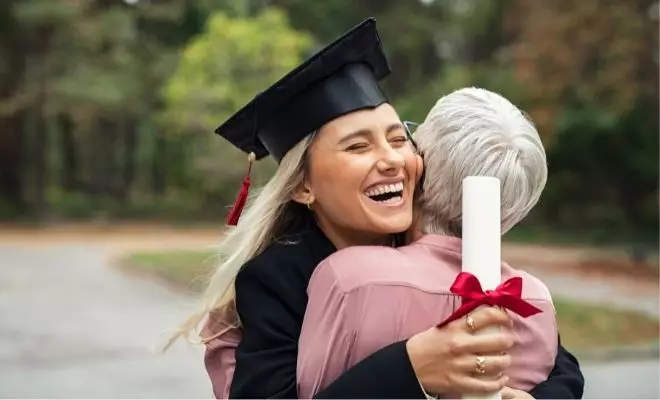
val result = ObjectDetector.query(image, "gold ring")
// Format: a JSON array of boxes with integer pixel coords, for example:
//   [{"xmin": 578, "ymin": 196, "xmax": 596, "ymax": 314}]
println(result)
[
  {"xmin": 475, "ymin": 355, "xmax": 487, "ymax": 375},
  {"xmin": 465, "ymin": 314, "xmax": 476, "ymax": 333}
]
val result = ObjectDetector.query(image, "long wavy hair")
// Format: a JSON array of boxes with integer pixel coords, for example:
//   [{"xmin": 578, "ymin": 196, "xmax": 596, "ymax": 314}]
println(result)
[{"xmin": 163, "ymin": 134, "xmax": 316, "ymax": 350}]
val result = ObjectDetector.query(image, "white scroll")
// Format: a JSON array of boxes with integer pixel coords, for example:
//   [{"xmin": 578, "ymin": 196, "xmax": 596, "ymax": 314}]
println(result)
[{"xmin": 461, "ymin": 176, "xmax": 502, "ymax": 400}]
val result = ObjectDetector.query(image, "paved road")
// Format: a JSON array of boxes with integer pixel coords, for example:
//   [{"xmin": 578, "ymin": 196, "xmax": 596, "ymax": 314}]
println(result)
[
  {"xmin": 0, "ymin": 243, "xmax": 658, "ymax": 398},
  {"xmin": 0, "ymin": 244, "xmax": 210, "ymax": 398},
  {"xmin": 582, "ymin": 359, "xmax": 659, "ymax": 399}
]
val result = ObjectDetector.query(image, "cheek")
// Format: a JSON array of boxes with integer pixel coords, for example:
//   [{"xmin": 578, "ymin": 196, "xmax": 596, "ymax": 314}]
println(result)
[
  {"xmin": 400, "ymin": 148, "xmax": 421, "ymax": 183},
  {"xmin": 312, "ymin": 158, "xmax": 362, "ymax": 199},
  {"xmin": 309, "ymin": 157, "xmax": 369, "ymax": 211}
]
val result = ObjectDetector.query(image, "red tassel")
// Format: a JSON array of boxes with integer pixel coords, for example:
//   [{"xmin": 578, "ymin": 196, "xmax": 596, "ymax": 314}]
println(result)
[{"xmin": 226, "ymin": 152, "xmax": 255, "ymax": 226}]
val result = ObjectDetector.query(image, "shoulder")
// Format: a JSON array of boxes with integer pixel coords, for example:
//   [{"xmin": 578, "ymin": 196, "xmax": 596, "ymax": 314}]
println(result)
[
  {"xmin": 233, "ymin": 239, "xmax": 317, "ymax": 325},
  {"xmin": 507, "ymin": 266, "xmax": 554, "ymax": 305},
  {"xmin": 237, "ymin": 240, "xmax": 302, "ymax": 280},
  {"xmin": 313, "ymin": 245, "xmax": 407, "ymax": 292},
  {"xmin": 327, "ymin": 245, "xmax": 402, "ymax": 266},
  {"xmin": 236, "ymin": 227, "xmax": 335, "ymax": 294},
  {"xmin": 236, "ymin": 242, "xmax": 307, "ymax": 295}
]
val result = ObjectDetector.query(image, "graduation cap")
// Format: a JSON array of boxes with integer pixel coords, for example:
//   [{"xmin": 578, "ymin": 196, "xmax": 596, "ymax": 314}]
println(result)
[{"xmin": 216, "ymin": 17, "xmax": 392, "ymax": 225}]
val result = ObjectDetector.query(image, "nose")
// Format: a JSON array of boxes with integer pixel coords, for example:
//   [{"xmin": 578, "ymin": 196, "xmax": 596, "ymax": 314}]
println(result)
[{"xmin": 375, "ymin": 144, "xmax": 405, "ymax": 174}]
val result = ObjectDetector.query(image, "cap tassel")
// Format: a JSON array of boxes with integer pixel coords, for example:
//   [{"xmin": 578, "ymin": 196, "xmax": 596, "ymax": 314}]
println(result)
[{"xmin": 226, "ymin": 152, "xmax": 256, "ymax": 226}]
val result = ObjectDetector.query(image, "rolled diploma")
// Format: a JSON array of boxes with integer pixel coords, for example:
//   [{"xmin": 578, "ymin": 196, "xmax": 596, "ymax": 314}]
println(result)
[{"xmin": 461, "ymin": 176, "xmax": 502, "ymax": 400}]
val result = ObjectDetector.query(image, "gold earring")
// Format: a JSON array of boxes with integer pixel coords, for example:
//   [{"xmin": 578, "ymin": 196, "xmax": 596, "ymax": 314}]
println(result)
[{"xmin": 306, "ymin": 198, "xmax": 313, "ymax": 210}]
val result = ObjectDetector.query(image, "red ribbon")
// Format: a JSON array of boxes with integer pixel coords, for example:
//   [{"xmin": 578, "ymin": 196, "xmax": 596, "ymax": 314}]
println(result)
[{"xmin": 437, "ymin": 272, "xmax": 543, "ymax": 328}]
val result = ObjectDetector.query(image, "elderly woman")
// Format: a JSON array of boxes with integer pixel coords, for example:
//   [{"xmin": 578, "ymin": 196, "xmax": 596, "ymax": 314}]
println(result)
[
  {"xmin": 297, "ymin": 87, "xmax": 572, "ymax": 399},
  {"xmin": 179, "ymin": 19, "xmax": 584, "ymax": 399}
]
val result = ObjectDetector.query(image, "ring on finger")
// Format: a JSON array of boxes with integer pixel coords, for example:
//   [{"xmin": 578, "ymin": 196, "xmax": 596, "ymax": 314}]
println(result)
[
  {"xmin": 475, "ymin": 355, "xmax": 487, "ymax": 375},
  {"xmin": 465, "ymin": 314, "xmax": 476, "ymax": 333}
]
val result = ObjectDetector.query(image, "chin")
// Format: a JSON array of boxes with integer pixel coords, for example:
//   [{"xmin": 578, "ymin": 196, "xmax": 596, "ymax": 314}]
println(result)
[
  {"xmin": 358, "ymin": 199, "xmax": 413, "ymax": 235},
  {"xmin": 372, "ymin": 216, "xmax": 412, "ymax": 235}
]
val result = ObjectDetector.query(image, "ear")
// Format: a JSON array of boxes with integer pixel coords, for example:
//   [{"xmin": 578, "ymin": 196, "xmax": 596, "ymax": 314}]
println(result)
[{"xmin": 291, "ymin": 182, "xmax": 314, "ymax": 206}]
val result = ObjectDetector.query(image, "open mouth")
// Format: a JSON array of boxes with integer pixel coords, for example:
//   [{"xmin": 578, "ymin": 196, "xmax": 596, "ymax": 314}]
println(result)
[{"xmin": 364, "ymin": 181, "xmax": 404, "ymax": 204}]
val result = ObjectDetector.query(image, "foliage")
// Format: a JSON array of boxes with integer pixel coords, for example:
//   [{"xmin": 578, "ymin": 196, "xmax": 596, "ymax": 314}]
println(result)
[
  {"xmin": 0, "ymin": 0, "xmax": 656, "ymax": 241},
  {"xmin": 502, "ymin": 0, "xmax": 659, "ymax": 234},
  {"xmin": 160, "ymin": 7, "xmax": 311, "ymax": 199},
  {"xmin": 161, "ymin": 8, "xmax": 313, "ymax": 134}
]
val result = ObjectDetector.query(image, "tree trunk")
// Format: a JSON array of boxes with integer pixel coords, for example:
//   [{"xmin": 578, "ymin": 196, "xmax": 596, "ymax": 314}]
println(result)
[
  {"xmin": 0, "ymin": 7, "xmax": 26, "ymax": 215},
  {"xmin": 120, "ymin": 118, "xmax": 138, "ymax": 200},
  {"xmin": 151, "ymin": 133, "xmax": 167, "ymax": 195},
  {"xmin": 59, "ymin": 115, "xmax": 79, "ymax": 191},
  {"xmin": 31, "ymin": 102, "xmax": 47, "ymax": 216},
  {"xmin": 0, "ymin": 112, "xmax": 25, "ymax": 215}
]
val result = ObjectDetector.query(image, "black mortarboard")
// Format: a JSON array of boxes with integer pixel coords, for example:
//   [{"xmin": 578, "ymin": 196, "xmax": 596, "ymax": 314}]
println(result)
[{"xmin": 214, "ymin": 17, "xmax": 391, "ymax": 164}]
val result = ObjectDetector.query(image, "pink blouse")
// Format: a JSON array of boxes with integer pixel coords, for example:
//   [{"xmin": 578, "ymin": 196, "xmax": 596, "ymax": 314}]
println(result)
[{"xmin": 296, "ymin": 235, "xmax": 558, "ymax": 399}]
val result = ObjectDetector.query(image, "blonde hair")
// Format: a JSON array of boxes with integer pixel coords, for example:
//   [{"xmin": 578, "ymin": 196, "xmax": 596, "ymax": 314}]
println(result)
[
  {"xmin": 415, "ymin": 87, "xmax": 547, "ymax": 236},
  {"xmin": 163, "ymin": 134, "xmax": 315, "ymax": 350}
]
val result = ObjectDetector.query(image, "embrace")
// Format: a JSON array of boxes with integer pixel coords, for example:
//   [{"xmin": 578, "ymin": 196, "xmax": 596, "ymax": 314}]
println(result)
[{"xmin": 168, "ymin": 18, "xmax": 584, "ymax": 399}]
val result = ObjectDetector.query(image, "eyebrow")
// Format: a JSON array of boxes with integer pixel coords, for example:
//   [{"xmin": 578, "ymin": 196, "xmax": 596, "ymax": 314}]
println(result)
[
  {"xmin": 386, "ymin": 122, "xmax": 406, "ymax": 134},
  {"xmin": 337, "ymin": 123, "xmax": 406, "ymax": 144}
]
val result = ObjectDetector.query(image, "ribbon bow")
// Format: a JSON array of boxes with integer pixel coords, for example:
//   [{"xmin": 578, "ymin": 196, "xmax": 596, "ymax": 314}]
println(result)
[{"xmin": 437, "ymin": 272, "xmax": 543, "ymax": 328}]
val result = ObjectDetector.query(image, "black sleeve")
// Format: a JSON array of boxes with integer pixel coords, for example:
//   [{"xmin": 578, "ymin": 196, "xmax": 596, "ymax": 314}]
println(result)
[
  {"xmin": 229, "ymin": 259, "xmax": 426, "ymax": 399},
  {"xmin": 529, "ymin": 339, "xmax": 585, "ymax": 399},
  {"xmin": 314, "ymin": 340, "xmax": 425, "ymax": 399}
]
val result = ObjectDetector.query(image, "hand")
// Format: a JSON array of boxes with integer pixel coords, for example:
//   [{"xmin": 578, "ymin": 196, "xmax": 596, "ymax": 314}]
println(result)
[
  {"xmin": 406, "ymin": 306, "xmax": 514, "ymax": 396},
  {"xmin": 502, "ymin": 386, "xmax": 535, "ymax": 399}
]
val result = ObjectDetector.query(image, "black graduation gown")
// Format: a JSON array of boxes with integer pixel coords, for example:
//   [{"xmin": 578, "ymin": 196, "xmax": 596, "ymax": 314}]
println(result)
[{"xmin": 229, "ymin": 223, "xmax": 584, "ymax": 399}]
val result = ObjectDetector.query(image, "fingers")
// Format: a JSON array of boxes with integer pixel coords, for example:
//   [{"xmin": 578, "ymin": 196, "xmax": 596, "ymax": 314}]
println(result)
[
  {"xmin": 465, "ymin": 307, "xmax": 512, "ymax": 332},
  {"xmin": 453, "ymin": 374, "xmax": 509, "ymax": 395},
  {"xmin": 455, "ymin": 354, "xmax": 512, "ymax": 375},
  {"xmin": 501, "ymin": 386, "xmax": 516, "ymax": 399},
  {"xmin": 449, "ymin": 331, "xmax": 515, "ymax": 355}
]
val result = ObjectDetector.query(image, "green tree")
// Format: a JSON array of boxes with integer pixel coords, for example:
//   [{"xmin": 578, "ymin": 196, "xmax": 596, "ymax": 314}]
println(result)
[
  {"xmin": 506, "ymin": 0, "xmax": 659, "ymax": 236},
  {"xmin": 160, "ymin": 7, "xmax": 313, "ymax": 200}
]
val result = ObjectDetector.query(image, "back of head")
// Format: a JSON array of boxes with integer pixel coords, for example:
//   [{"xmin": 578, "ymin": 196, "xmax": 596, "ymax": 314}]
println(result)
[{"xmin": 415, "ymin": 87, "xmax": 547, "ymax": 236}]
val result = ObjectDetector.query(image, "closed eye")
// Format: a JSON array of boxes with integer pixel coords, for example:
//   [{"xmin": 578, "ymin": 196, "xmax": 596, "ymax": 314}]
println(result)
[
  {"xmin": 390, "ymin": 136, "xmax": 409, "ymax": 146},
  {"xmin": 345, "ymin": 143, "xmax": 369, "ymax": 151}
]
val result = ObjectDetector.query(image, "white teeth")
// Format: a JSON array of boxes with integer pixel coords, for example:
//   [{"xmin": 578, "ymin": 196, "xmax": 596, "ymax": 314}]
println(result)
[
  {"xmin": 364, "ymin": 182, "xmax": 404, "ymax": 198},
  {"xmin": 380, "ymin": 195, "xmax": 402, "ymax": 204}
]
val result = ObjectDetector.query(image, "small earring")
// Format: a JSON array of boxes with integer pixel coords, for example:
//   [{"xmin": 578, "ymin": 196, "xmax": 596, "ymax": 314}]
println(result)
[{"xmin": 306, "ymin": 198, "xmax": 313, "ymax": 210}]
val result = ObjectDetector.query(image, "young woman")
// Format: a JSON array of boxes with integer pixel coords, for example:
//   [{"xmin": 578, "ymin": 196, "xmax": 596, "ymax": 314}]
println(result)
[{"xmin": 176, "ymin": 18, "xmax": 583, "ymax": 399}]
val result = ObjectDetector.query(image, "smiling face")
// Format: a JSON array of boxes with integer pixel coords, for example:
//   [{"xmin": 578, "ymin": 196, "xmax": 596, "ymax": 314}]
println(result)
[{"xmin": 294, "ymin": 103, "xmax": 420, "ymax": 248}]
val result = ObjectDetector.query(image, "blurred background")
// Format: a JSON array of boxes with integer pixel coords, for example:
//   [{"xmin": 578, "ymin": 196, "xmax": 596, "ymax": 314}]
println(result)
[{"xmin": 0, "ymin": 0, "xmax": 658, "ymax": 398}]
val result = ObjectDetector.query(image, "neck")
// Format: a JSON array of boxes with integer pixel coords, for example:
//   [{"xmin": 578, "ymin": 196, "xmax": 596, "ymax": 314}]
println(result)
[
  {"xmin": 405, "ymin": 205, "xmax": 427, "ymax": 244},
  {"xmin": 406, "ymin": 217, "xmax": 425, "ymax": 244},
  {"xmin": 316, "ymin": 218, "xmax": 389, "ymax": 250}
]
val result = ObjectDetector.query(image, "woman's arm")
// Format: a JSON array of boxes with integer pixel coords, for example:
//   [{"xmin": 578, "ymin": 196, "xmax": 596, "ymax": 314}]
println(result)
[
  {"xmin": 528, "ymin": 339, "xmax": 584, "ymax": 399},
  {"xmin": 229, "ymin": 257, "xmax": 426, "ymax": 399},
  {"xmin": 202, "ymin": 309, "xmax": 241, "ymax": 399}
]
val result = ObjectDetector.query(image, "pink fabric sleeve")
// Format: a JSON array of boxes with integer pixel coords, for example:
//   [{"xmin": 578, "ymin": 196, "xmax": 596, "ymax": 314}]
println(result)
[
  {"xmin": 202, "ymin": 309, "xmax": 242, "ymax": 399},
  {"xmin": 297, "ymin": 261, "xmax": 355, "ymax": 399}
]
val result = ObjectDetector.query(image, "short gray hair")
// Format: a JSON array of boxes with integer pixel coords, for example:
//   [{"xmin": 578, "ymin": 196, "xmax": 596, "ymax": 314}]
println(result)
[{"xmin": 415, "ymin": 87, "xmax": 547, "ymax": 236}]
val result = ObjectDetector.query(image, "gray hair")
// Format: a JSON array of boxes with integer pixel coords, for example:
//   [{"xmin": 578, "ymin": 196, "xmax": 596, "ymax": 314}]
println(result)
[{"xmin": 415, "ymin": 87, "xmax": 547, "ymax": 236}]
